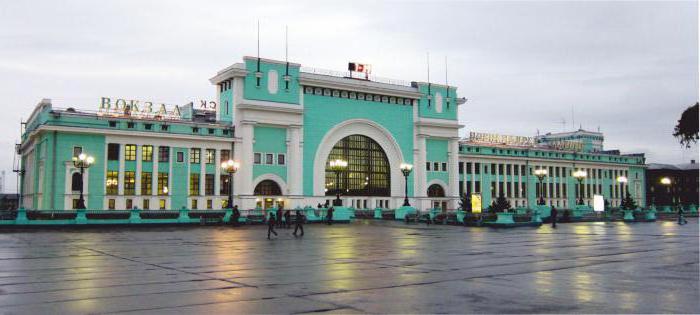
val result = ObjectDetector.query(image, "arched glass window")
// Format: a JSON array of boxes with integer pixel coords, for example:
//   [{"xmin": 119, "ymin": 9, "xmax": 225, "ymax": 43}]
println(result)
[
  {"xmin": 254, "ymin": 180, "xmax": 282, "ymax": 196},
  {"xmin": 325, "ymin": 134, "xmax": 390, "ymax": 196},
  {"xmin": 427, "ymin": 184, "xmax": 445, "ymax": 197},
  {"xmin": 71, "ymin": 172, "xmax": 82, "ymax": 191}
]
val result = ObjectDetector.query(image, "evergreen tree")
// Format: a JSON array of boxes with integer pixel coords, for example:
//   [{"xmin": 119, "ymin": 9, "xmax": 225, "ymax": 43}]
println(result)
[
  {"xmin": 620, "ymin": 191, "xmax": 638, "ymax": 210},
  {"xmin": 459, "ymin": 193, "xmax": 472, "ymax": 212},
  {"xmin": 493, "ymin": 192, "xmax": 512, "ymax": 212},
  {"xmin": 673, "ymin": 102, "xmax": 699, "ymax": 148}
]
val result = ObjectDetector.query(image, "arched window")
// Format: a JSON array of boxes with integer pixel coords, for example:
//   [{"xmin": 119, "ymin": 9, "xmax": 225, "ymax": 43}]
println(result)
[
  {"xmin": 427, "ymin": 184, "xmax": 445, "ymax": 197},
  {"xmin": 254, "ymin": 180, "xmax": 282, "ymax": 196},
  {"xmin": 325, "ymin": 134, "xmax": 390, "ymax": 196},
  {"xmin": 71, "ymin": 172, "xmax": 83, "ymax": 191}
]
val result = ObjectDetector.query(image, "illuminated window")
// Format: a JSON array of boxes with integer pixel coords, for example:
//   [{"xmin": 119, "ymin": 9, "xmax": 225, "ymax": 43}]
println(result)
[
  {"xmin": 205, "ymin": 174, "xmax": 215, "ymax": 195},
  {"xmin": 106, "ymin": 171, "xmax": 118, "ymax": 195},
  {"xmin": 159, "ymin": 199, "xmax": 166, "ymax": 210},
  {"xmin": 143, "ymin": 199, "xmax": 150, "ymax": 210},
  {"xmin": 125, "ymin": 144, "xmax": 136, "ymax": 161},
  {"xmin": 191, "ymin": 199, "xmax": 198, "ymax": 209},
  {"xmin": 158, "ymin": 173, "xmax": 168, "ymax": 195},
  {"xmin": 126, "ymin": 199, "xmax": 133, "ymax": 209},
  {"xmin": 189, "ymin": 173, "xmax": 200, "ymax": 196},
  {"xmin": 206, "ymin": 199, "xmax": 213, "ymax": 209},
  {"xmin": 220, "ymin": 174, "xmax": 230, "ymax": 195},
  {"xmin": 324, "ymin": 134, "xmax": 390, "ymax": 197},
  {"xmin": 220, "ymin": 150, "xmax": 230, "ymax": 163},
  {"xmin": 124, "ymin": 171, "xmax": 135, "ymax": 195},
  {"xmin": 142, "ymin": 145, "xmax": 153, "ymax": 162},
  {"xmin": 254, "ymin": 180, "xmax": 282, "ymax": 195},
  {"xmin": 190, "ymin": 148, "xmax": 200, "ymax": 164},
  {"xmin": 206, "ymin": 149, "xmax": 215, "ymax": 164},
  {"xmin": 141, "ymin": 172, "xmax": 152, "ymax": 195},
  {"xmin": 108, "ymin": 199, "xmax": 116, "ymax": 210}
]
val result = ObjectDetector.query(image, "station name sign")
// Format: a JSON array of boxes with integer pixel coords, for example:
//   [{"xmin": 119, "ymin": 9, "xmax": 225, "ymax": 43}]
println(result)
[
  {"xmin": 547, "ymin": 140, "xmax": 584, "ymax": 152},
  {"xmin": 469, "ymin": 132, "xmax": 534, "ymax": 146},
  {"xmin": 98, "ymin": 97, "xmax": 217, "ymax": 120}
]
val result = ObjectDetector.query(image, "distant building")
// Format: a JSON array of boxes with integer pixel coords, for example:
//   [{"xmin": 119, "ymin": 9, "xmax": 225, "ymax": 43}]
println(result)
[
  {"xmin": 646, "ymin": 160, "xmax": 699, "ymax": 207},
  {"xmin": 0, "ymin": 193, "xmax": 19, "ymax": 210}
]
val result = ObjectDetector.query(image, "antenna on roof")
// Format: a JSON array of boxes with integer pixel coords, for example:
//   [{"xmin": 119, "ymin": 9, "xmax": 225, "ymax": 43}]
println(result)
[
  {"xmin": 427, "ymin": 52, "xmax": 431, "ymax": 108},
  {"xmin": 571, "ymin": 105, "xmax": 575, "ymax": 131},
  {"xmin": 445, "ymin": 56, "xmax": 450, "ymax": 108},
  {"xmin": 255, "ymin": 20, "xmax": 261, "ymax": 86},
  {"xmin": 284, "ymin": 25, "xmax": 290, "ymax": 90}
]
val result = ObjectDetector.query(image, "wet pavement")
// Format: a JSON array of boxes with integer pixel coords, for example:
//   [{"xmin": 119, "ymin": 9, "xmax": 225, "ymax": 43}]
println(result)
[{"xmin": 0, "ymin": 219, "xmax": 698, "ymax": 314}]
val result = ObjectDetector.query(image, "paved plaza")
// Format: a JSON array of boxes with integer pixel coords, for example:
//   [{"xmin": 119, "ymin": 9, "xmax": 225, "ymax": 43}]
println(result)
[{"xmin": 0, "ymin": 220, "xmax": 698, "ymax": 314}]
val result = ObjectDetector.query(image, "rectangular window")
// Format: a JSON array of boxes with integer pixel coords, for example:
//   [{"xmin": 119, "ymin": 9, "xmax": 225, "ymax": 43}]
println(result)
[
  {"xmin": 491, "ymin": 182, "xmax": 496, "ymax": 197},
  {"xmin": 475, "ymin": 163, "xmax": 481, "ymax": 175},
  {"xmin": 73, "ymin": 146, "xmax": 83, "ymax": 158},
  {"xmin": 426, "ymin": 162, "xmax": 430, "ymax": 171},
  {"xmin": 475, "ymin": 181, "xmax": 481, "ymax": 193},
  {"xmin": 143, "ymin": 199, "xmax": 150, "ymax": 210},
  {"xmin": 126, "ymin": 199, "xmax": 133, "ymax": 209},
  {"xmin": 108, "ymin": 199, "xmax": 116, "ymax": 210},
  {"xmin": 208, "ymin": 128, "xmax": 215, "ymax": 135},
  {"xmin": 277, "ymin": 154, "xmax": 285, "ymax": 165},
  {"xmin": 207, "ymin": 199, "xmax": 213, "ymax": 209},
  {"xmin": 521, "ymin": 165, "xmax": 526, "ymax": 176},
  {"xmin": 190, "ymin": 148, "xmax": 201, "ymax": 164},
  {"xmin": 141, "ymin": 172, "xmax": 152, "ymax": 195},
  {"xmin": 109, "ymin": 121, "xmax": 117, "ymax": 128},
  {"xmin": 159, "ymin": 146, "xmax": 170, "ymax": 162},
  {"xmin": 127, "ymin": 122, "xmax": 135, "ymax": 129},
  {"xmin": 562, "ymin": 167, "xmax": 567, "ymax": 178},
  {"xmin": 433, "ymin": 162, "xmax": 439, "ymax": 172},
  {"xmin": 458, "ymin": 162, "xmax": 464, "ymax": 174},
  {"xmin": 72, "ymin": 199, "xmax": 79, "ymax": 210},
  {"xmin": 220, "ymin": 174, "xmax": 230, "ymax": 195},
  {"xmin": 498, "ymin": 164, "xmax": 504, "ymax": 175},
  {"xmin": 144, "ymin": 123, "xmax": 152, "ymax": 130},
  {"xmin": 254, "ymin": 153, "xmax": 262, "ymax": 164},
  {"xmin": 514, "ymin": 164, "xmax": 519, "ymax": 176},
  {"xmin": 466, "ymin": 162, "xmax": 472, "ymax": 175},
  {"xmin": 191, "ymin": 199, "xmax": 198, "ymax": 210},
  {"xmin": 124, "ymin": 171, "xmax": 135, "ymax": 195},
  {"xmin": 506, "ymin": 164, "xmax": 511, "ymax": 175},
  {"xmin": 159, "ymin": 199, "xmax": 166, "ymax": 210},
  {"xmin": 266, "ymin": 153, "xmax": 274, "ymax": 165},
  {"xmin": 205, "ymin": 174, "xmax": 215, "ymax": 195},
  {"xmin": 108, "ymin": 143, "xmax": 120, "ymax": 161},
  {"xmin": 206, "ymin": 149, "xmax": 215, "ymax": 164},
  {"xmin": 158, "ymin": 173, "xmax": 169, "ymax": 195},
  {"xmin": 491, "ymin": 163, "xmax": 496, "ymax": 175},
  {"xmin": 106, "ymin": 171, "xmax": 118, "ymax": 195},
  {"xmin": 221, "ymin": 150, "xmax": 231, "ymax": 163},
  {"xmin": 555, "ymin": 167, "xmax": 560, "ymax": 177},
  {"xmin": 441, "ymin": 162, "xmax": 447, "ymax": 172},
  {"xmin": 142, "ymin": 145, "xmax": 153, "ymax": 162},
  {"xmin": 189, "ymin": 173, "xmax": 200, "ymax": 196},
  {"xmin": 562, "ymin": 183, "xmax": 567, "ymax": 197},
  {"xmin": 177, "ymin": 151, "xmax": 184, "ymax": 163},
  {"xmin": 161, "ymin": 124, "xmax": 169, "ymax": 131},
  {"xmin": 125, "ymin": 144, "xmax": 136, "ymax": 161}
]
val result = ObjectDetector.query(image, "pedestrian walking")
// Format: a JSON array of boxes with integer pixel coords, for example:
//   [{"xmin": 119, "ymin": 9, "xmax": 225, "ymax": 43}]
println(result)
[
  {"xmin": 326, "ymin": 206, "xmax": 334, "ymax": 225},
  {"xmin": 267, "ymin": 212, "xmax": 278, "ymax": 239},
  {"xmin": 678, "ymin": 205, "xmax": 688, "ymax": 225},
  {"xmin": 293, "ymin": 209, "xmax": 305, "ymax": 236},
  {"xmin": 276, "ymin": 206, "xmax": 283, "ymax": 228},
  {"xmin": 551, "ymin": 206, "xmax": 558, "ymax": 228},
  {"xmin": 284, "ymin": 209, "xmax": 291, "ymax": 229},
  {"xmin": 231, "ymin": 205, "xmax": 241, "ymax": 226}
]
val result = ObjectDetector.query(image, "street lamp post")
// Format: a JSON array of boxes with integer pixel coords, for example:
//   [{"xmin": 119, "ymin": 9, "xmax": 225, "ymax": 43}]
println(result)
[
  {"xmin": 660, "ymin": 177, "xmax": 672, "ymax": 206},
  {"xmin": 534, "ymin": 168, "xmax": 548, "ymax": 206},
  {"xmin": 400, "ymin": 163, "xmax": 413, "ymax": 207},
  {"xmin": 220, "ymin": 159, "xmax": 240, "ymax": 209},
  {"xmin": 329, "ymin": 159, "xmax": 348, "ymax": 206},
  {"xmin": 573, "ymin": 169, "xmax": 587, "ymax": 205},
  {"xmin": 72, "ymin": 153, "xmax": 94, "ymax": 209}
]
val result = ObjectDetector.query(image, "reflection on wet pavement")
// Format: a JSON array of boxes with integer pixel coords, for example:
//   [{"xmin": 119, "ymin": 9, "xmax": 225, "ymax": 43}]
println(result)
[{"xmin": 0, "ymin": 219, "xmax": 697, "ymax": 314}]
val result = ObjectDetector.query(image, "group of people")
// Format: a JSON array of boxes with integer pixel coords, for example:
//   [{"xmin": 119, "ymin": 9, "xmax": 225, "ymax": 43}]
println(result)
[{"xmin": 266, "ymin": 205, "xmax": 307, "ymax": 239}]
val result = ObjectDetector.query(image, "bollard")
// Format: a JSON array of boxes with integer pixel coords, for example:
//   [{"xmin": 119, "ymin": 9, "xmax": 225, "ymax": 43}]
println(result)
[
  {"xmin": 129, "ymin": 208, "xmax": 141, "ymax": 224},
  {"xmin": 15, "ymin": 207, "xmax": 29, "ymax": 225},
  {"xmin": 374, "ymin": 207, "xmax": 383, "ymax": 219},
  {"xmin": 178, "ymin": 207, "xmax": 190, "ymax": 223},
  {"xmin": 75, "ymin": 209, "xmax": 87, "ymax": 224}
]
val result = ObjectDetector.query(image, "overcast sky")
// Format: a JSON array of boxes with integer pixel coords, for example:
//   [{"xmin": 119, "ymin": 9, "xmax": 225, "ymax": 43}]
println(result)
[{"xmin": 0, "ymin": 0, "xmax": 697, "ymax": 193}]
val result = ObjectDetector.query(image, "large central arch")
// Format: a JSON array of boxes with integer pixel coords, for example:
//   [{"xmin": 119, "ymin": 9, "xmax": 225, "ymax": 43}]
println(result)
[{"xmin": 313, "ymin": 119, "xmax": 405, "ymax": 197}]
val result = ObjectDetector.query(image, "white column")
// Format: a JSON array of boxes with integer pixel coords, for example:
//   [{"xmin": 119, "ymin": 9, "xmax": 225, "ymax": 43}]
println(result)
[
  {"xmin": 448, "ymin": 139, "xmax": 459, "ymax": 208},
  {"xmin": 236, "ymin": 122, "xmax": 255, "ymax": 198},
  {"xmin": 414, "ymin": 135, "xmax": 427, "ymax": 203},
  {"xmin": 200, "ymin": 146, "xmax": 206, "ymax": 197},
  {"xmin": 135, "ymin": 145, "xmax": 142, "ymax": 196},
  {"xmin": 287, "ymin": 125, "xmax": 303, "ymax": 196},
  {"xmin": 152, "ymin": 146, "xmax": 159, "ymax": 197},
  {"xmin": 118, "ymin": 144, "xmax": 125, "ymax": 195},
  {"xmin": 214, "ymin": 149, "xmax": 221, "ymax": 197}
]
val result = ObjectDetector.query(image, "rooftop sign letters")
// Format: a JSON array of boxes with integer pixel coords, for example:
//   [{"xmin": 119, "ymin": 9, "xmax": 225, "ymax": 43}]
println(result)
[
  {"xmin": 469, "ymin": 132, "xmax": 534, "ymax": 146},
  {"xmin": 98, "ymin": 97, "xmax": 216, "ymax": 120}
]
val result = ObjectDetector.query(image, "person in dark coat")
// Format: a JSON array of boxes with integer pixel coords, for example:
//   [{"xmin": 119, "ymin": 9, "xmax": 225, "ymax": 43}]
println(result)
[
  {"xmin": 267, "ymin": 212, "xmax": 278, "ymax": 239},
  {"xmin": 678, "ymin": 205, "xmax": 687, "ymax": 225},
  {"xmin": 326, "ymin": 207, "xmax": 334, "ymax": 225},
  {"xmin": 231, "ymin": 205, "xmax": 241, "ymax": 227},
  {"xmin": 276, "ymin": 206, "xmax": 284, "ymax": 228},
  {"xmin": 293, "ymin": 209, "xmax": 305, "ymax": 236},
  {"xmin": 284, "ymin": 209, "xmax": 291, "ymax": 229},
  {"xmin": 551, "ymin": 206, "xmax": 558, "ymax": 228}
]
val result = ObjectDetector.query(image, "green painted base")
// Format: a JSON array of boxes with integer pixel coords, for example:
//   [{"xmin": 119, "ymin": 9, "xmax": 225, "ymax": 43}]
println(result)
[
  {"xmin": 329, "ymin": 207, "xmax": 352, "ymax": 222},
  {"xmin": 644, "ymin": 210, "xmax": 657, "ymax": 221},
  {"xmin": 494, "ymin": 212, "xmax": 515, "ymax": 224},
  {"xmin": 374, "ymin": 208, "xmax": 383, "ymax": 219},
  {"xmin": 573, "ymin": 205, "xmax": 593, "ymax": 218},
  {"xmin": 394, "ymin": 206, "xmax": 416, "ymax": 220},
  {"xmin": 623, "ymin": 209, "xmax": 635, "ymax": 221},
  {"xmin": 534, "ymin": 205, "xmax": 551, "ymax": 218},
  {"xmin": 456, "ymin": 210, "xmax": 466, "ymax": 223}
]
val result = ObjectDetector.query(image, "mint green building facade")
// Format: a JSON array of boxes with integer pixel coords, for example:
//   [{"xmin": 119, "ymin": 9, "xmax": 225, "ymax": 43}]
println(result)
[{"xmin": 18, "ymin": 56, "xmax": 644, "ymax": 212}]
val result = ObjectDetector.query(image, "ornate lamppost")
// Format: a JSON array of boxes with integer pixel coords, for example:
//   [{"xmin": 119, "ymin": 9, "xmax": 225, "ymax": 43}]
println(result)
[
  {"xmin": 660, "ymin": 177, "xmax": 672, "ymax": 206},
  {"xmin": 329, "ymin": 159, "xmax": 348, "ymax": 206},
  {"xmin": 534, "ymin": 168, "xmax": 548, "ymax": 205},
  {"xmin": 220, "ymin": 159, "xmax": 240, "ymax": 208},
  {"xmin": 72, "ymin": 153, "xmax": 94, "ymax": 209},
  {"xmin": 400, "ymin": 163, "xmax": 413, "ymax": 207},
  {"xmin": 573, "ymin": 169, "xmax": 588, "ymax": 205}
]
